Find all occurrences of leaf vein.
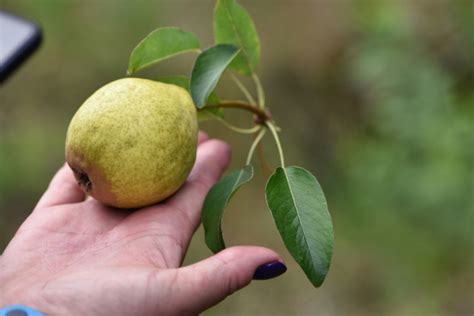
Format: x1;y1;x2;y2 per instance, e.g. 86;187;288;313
222;2;253;73
282;168;318;274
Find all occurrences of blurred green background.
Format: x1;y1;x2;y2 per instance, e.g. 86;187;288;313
1;0;473;315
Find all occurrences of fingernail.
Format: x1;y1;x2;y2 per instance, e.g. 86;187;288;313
253;261;287;280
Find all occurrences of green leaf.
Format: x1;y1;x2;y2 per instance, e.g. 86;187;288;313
157;75;190;89
157;76;223;120
190;44;240;108
214;0;260;75
197;91;223;121
197;108;224;121
265;166;334;287
128;27;200;74
202;165;254;253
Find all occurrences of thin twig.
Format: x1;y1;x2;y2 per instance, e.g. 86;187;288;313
204;101;270;122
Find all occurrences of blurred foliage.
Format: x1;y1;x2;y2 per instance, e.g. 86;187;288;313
1;0;473;315
334;1;474;314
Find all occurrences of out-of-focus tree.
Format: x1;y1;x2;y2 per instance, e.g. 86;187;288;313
335;1;474;314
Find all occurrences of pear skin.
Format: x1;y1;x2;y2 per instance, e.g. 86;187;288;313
65;78;198;208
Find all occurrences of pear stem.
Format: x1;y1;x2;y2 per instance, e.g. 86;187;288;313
203;101;270;123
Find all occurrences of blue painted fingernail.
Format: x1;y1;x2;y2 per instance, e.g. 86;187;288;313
253;261;287;280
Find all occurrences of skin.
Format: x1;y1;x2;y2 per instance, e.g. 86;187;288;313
0;133;283;316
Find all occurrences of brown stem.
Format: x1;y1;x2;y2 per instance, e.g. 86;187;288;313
203;101;271;122
203;100;274;176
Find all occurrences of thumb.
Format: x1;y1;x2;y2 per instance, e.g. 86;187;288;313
174;246;286;314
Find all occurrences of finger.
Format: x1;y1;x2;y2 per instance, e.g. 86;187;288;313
164;138;231;233
35;163;85;208
120;138;231;266
172;246;285;313
198;131;209;144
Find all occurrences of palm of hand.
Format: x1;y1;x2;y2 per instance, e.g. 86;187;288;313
0;134;281;316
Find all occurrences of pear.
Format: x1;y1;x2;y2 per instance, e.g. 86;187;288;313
65;78;198;208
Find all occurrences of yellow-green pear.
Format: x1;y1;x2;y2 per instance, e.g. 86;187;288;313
65;78;198;208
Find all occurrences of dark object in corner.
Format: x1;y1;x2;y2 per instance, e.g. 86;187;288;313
0;10;42;83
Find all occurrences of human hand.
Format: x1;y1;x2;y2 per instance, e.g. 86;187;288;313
0;132;285;316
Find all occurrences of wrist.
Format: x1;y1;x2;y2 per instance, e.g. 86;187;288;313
0;291;54;316
0;274;54;315
0;305;44;316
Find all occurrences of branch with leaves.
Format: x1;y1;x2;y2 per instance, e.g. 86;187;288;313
127;0;334;288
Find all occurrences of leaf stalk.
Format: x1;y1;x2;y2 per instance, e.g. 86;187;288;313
214;117;262;134
252;73;265;109
230;73;256;105
246;128;266;165
266;121;285;168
